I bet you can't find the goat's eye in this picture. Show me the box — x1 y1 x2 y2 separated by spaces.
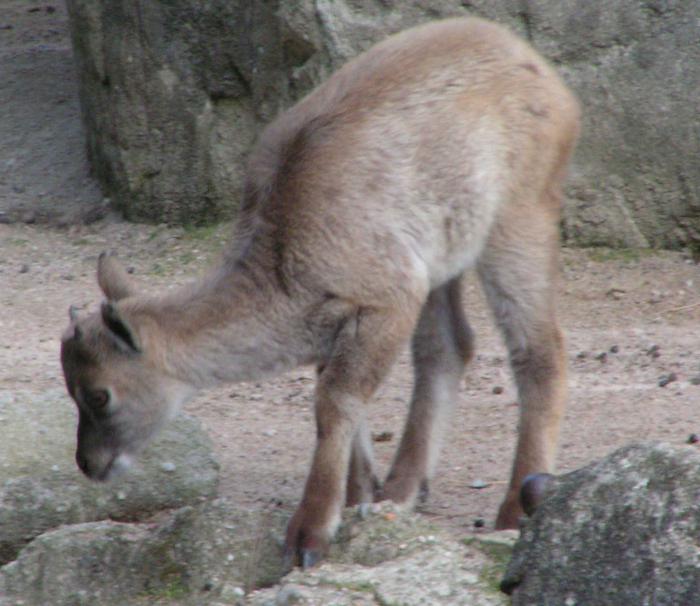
86 389 110 410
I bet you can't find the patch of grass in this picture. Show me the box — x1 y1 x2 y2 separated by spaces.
150 262 166 276
585 247 658 263
138 579 188 603
183 223 220 242
687 241 700 263
147 227 165 242
464 538 513 600
72 238 91 246
319 577 375 594
179 251 196 265
8 238 29 246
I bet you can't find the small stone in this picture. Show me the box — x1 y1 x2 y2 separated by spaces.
160 461 176 472
576 352 587 360
690 376 700 386
609 345 619 354
492 385 504 395
469 479 489 489
647 345 661 358
594 352 607 362
262 429 277 437
606 288 626 300
19 264 29 274
220 584 246 601
688 434 699 444
275 585 303 605
474 518 485 528
21 210 37 224
658 373 678 388
372 430 394 442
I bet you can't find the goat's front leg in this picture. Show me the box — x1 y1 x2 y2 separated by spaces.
284 305 419 568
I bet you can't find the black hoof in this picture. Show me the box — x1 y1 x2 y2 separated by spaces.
520 473 554 517
500 576 521 595
301 548 323 569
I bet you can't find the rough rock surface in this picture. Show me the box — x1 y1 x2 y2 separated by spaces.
66 0 700 248
0 501 513 606
0 389 219 564
503 442 700 605
0 501 288 606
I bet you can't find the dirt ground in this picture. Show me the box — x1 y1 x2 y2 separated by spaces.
2 0 700 540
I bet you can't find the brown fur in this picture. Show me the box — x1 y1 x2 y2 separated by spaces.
61 18 580 565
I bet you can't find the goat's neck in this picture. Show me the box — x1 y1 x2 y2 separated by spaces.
137 260 317 388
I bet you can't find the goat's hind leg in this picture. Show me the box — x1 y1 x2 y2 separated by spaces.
381 277 474 507
478 213 567 530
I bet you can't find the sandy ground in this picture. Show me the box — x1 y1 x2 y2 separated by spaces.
2 0 700 540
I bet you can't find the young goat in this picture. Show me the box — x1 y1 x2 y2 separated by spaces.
61 17 580 567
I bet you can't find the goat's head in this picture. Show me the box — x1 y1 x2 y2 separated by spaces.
60 253 193 481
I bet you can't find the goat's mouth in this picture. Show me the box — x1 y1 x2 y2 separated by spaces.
77 450 134 482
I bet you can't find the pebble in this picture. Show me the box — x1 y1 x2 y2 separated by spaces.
469 479 489 489
160 461 176 472
609 345 620 354
474 518 485 528
372 430 394 442
275 585 303 605
658 373 678 388
19 264 29 274
690 376 700 386
595 352 607 362
220 584 245 601
687 434 699 444
606 288 626 300
647 344 661 358
492 385 504 395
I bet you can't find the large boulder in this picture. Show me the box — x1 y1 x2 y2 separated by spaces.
0 501 513 606
66 0 700 248
0 500 288 606
502 442 700 605
0 389 219 564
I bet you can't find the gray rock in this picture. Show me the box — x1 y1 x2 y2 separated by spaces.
0 500 288 606
502 442 700 605
0 390 219 564
246 505 513 606
66 1 700 248
0 500 513 606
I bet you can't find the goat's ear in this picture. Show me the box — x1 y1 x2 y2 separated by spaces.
101 301 141 353
97 252 135 301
